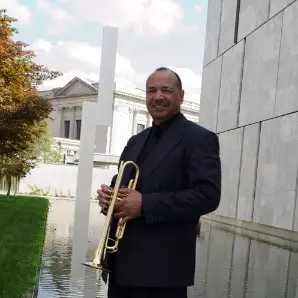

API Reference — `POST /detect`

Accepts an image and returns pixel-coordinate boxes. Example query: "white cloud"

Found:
[37,0,80,34]
[32,39,141,91]
[170,67,202,89]
[170,67,202,103]
[68,0,183,35]
[0,0,31,24]
[38,70,99,91]
[194,4,204,13]
[32,39,53,52]
[32,39,201,103]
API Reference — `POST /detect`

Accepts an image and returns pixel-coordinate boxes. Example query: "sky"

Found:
[1,0,209,104]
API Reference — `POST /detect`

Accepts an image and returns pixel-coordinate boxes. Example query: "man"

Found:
[97,67,221,298]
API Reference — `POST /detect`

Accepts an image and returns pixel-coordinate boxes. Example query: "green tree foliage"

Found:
[0,10,62,196]
[34,129,64,164]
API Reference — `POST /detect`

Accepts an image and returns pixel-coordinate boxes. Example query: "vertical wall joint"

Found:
[234,0,242,43]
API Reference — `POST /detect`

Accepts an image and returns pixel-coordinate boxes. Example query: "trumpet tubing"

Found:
[83,160,139,270]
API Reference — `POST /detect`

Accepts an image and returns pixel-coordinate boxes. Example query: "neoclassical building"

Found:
[40,77,200,163]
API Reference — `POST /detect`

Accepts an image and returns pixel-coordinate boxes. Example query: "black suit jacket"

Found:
[106,113,221,288]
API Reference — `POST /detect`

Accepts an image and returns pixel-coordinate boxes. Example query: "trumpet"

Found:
[83,160,139,270]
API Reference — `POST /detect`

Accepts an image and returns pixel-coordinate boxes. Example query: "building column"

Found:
[95,126,109,154]
[131,109,137,135]
[70,106,76,139]
[108,104,118,154]
[59,107,64,137]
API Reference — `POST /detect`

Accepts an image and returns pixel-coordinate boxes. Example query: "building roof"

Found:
[39,76,145,99]
[39,76,199,111]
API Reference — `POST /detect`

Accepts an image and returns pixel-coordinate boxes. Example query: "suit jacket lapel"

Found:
[121,128,151,186]
[139,115,187,183]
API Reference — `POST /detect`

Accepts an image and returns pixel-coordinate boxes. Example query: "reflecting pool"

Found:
[36,199,298,298]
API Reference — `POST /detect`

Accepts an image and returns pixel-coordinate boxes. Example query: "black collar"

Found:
[151,112,183,138]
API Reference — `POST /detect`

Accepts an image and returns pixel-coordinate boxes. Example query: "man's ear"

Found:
[180,90,185,104]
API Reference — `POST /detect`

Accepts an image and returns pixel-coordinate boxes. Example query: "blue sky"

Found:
[2,0,209,103]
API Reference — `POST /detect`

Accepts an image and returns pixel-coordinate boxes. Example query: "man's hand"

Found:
[97,184,111,214]
[114,188,142,225]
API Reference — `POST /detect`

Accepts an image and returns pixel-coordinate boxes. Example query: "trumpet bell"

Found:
[82,160,139,272]
[82,261,111,271]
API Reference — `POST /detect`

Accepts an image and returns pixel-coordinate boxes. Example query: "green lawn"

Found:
[0,195,49,298]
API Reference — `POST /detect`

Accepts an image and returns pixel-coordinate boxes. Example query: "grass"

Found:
[0,195,49,298]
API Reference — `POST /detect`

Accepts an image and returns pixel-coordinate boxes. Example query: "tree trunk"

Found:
[14,177,19,196]
[6,176,11,197]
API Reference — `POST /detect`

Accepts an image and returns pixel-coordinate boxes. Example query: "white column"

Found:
[108,103,118,154]
[59,107,64,137]
[132,109,137,135]
[71,26,118,291]
[70,106,76,139]
[70,102,99,292]
[73,106,77,138]
[94,27,118,153]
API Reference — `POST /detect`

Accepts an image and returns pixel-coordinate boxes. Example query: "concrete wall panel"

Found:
[199,56,222,132]
[238,0,270,41]
[270,0,296,18]
[216,128,243,218]
[275,1,298,116]
[253,113,298,230]
[217,40,244,132]
[239,13,283,126]
[237,123,260,221]
[294,174,298,232]
[188,224,211,296]
[203,0,222,66]
[202,0,298,233]
[230,236,250,297]
[218,0,238,54]
[245,240,270,298]
[205,228,234,297]
[286,252,298,297]
[293,187,298,232]
[19,163,117,198]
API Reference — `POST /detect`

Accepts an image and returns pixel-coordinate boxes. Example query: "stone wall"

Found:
[18,163,117,198]
[187,220,298,297]
[200,0,298,232]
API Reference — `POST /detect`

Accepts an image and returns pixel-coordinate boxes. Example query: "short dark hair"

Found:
[154,67,183,90]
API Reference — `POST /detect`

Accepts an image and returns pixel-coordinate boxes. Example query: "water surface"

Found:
[36,199,298,298]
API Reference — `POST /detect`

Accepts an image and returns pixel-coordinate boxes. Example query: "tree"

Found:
[34,129,64,164]
[0,10,62,196]
[0,154,36,197]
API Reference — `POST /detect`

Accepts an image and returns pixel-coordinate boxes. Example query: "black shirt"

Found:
[137,112,183,166]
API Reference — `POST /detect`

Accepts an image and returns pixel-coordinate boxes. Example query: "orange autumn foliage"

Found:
[0,9,62,195]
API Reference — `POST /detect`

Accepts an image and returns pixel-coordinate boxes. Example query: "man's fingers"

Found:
[97,190,112,209]
[97,190,106,198]
[101,184,110,191]
[119,216,131,225]
[97,188,104,195]
[101,206,108,215]
[114,198,127,211]
[118,188,133,195]
[98,184,111,195]
[114,211,126,219]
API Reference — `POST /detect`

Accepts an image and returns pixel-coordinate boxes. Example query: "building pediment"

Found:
[55,77,98,97]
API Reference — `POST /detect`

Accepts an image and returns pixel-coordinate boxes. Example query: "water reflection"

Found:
[36,199,108,298]
[36,199,298,298]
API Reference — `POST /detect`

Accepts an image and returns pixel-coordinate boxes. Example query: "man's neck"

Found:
[153,111,181,126]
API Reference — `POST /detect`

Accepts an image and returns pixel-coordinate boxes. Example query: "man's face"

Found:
[146,71,184,124]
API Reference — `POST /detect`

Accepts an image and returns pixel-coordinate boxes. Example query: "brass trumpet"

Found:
[83,160,139,270]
